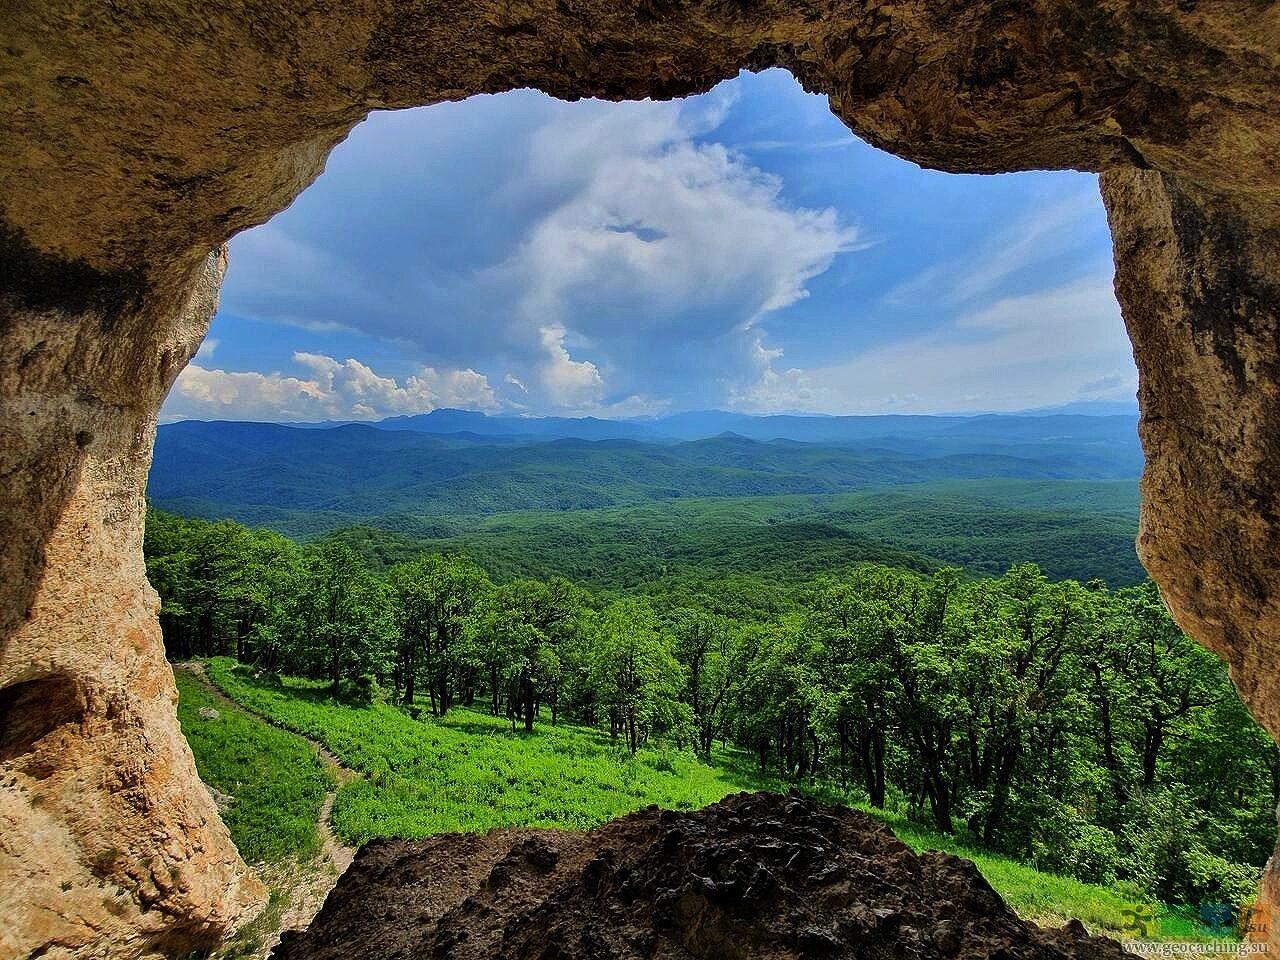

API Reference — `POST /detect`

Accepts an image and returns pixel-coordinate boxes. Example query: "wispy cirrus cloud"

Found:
[732,275,1133,414]
[883,189,1104,310]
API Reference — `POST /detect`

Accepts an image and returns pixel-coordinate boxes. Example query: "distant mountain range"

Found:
[286,405,1140,444]
[1013,400,1139,418]
[149,410,1142,535]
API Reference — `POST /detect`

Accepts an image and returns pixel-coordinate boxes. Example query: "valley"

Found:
[146,410,1276,953]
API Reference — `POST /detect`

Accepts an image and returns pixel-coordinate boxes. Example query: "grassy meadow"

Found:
[187,657,1216,942]
[175,672,333,863]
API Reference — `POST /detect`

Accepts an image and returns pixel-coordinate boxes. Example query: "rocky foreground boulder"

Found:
[273,791,1128,960]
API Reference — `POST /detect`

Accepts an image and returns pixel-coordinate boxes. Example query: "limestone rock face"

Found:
[0,249,265,959]
[1,1,1279,957]
[1103,170,1280,740]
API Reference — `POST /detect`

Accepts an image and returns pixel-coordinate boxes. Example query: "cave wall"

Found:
[2,1,1278,956]
[0,247,265,959]
[1104,169,1280,739]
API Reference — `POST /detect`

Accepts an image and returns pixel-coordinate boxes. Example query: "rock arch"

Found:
[2,2,1279,955]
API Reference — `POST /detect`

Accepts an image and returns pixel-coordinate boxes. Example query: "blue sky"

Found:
[165,69,1136,422]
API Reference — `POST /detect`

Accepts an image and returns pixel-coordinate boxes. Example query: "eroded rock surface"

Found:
[2,2,1280,956]
[0,249,264,960]
[272,791,1129,960]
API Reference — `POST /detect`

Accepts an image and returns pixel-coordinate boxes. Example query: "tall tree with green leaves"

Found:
[881,567,964,832]
[1118,581,1224,787]
[388,554,491,715]
[807,564,916,806]
[464,578,577,731]
[588,599,687,753]
[283,540,391,692]
[669,609,736,756]
[733,615,825,778]
[950,566,1089,845]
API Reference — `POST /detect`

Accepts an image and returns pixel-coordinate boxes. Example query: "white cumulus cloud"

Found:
[213,85,860,418]
[166,353,499,422]
[495,97,860,412]
[536,324,604,408]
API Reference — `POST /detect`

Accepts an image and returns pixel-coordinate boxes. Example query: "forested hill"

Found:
[150,413,1142,529]
[319,406,1140,446]
[326,483,1145,589]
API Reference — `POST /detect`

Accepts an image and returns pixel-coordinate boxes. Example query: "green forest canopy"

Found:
[324,481,1144,589]
[147,507,1277,911]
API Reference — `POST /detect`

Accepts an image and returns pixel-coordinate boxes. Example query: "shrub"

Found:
[1121,789,1260,907]
[1031,813,1120,886]
[1182,848,1260,910]
[350,673,380,706]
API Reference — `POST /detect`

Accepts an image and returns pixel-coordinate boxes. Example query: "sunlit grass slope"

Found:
[203,658,772,840]
[199,658,1208,941]
[175,671,333,863]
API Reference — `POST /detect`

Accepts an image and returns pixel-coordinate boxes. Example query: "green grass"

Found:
[175,671,334,863]
[217,888,289,960]
[203,659,775,841]
[879,812,1197,941]
[201,658,1216,942]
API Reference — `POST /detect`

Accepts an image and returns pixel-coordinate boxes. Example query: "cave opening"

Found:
[142,72,1277,952]
[5,7,1280,955]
